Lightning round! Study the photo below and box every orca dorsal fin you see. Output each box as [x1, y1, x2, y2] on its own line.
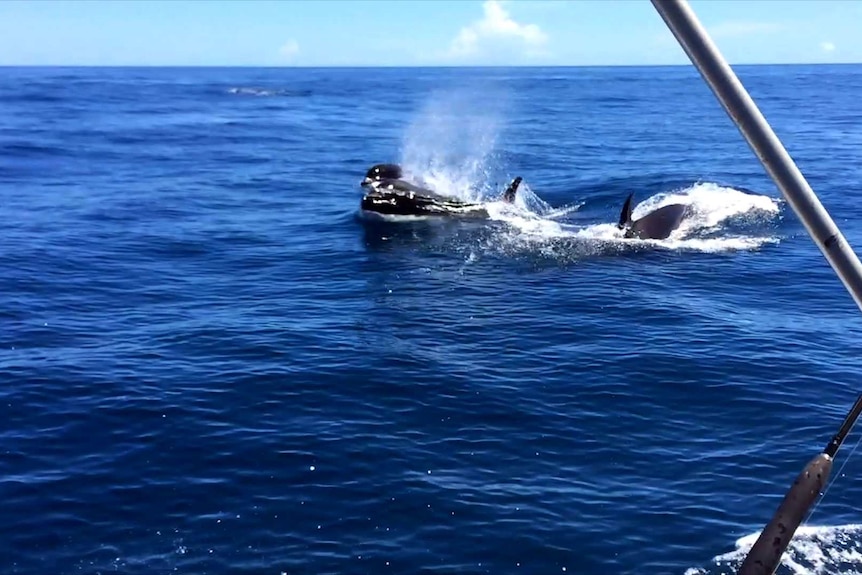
[618, 192, 635, 229]
[502, 176, 522, 203]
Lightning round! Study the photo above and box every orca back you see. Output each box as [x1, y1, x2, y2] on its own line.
[630, 203, 688, 240]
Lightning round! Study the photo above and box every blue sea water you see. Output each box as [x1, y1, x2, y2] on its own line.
[2, 64, 862, 575]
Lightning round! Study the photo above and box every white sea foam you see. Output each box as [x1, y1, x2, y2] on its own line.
[685, 523, 862, 575]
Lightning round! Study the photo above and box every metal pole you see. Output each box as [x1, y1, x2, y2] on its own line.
[650, 0, 862, 314]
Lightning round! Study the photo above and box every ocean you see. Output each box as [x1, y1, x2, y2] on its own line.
[2, 64, 862, 575]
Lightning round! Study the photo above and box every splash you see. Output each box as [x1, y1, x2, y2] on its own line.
[485, 181, 782, 256]
[685, 524, 862, 575]
[385, 94, 780, 257]
[398, 88, 509, 202]
[632, 182, 781, 236]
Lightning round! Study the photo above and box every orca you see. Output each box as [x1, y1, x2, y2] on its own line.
[617, 192, 689, 240]
[359, 163, 522, 219]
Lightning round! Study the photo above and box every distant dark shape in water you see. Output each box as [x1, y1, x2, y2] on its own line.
[359, 163, 522, 219]
[617, 192, 689, 240]
[227, 86, 312, 97]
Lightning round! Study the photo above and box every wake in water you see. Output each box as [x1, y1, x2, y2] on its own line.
[685, 524, 862, 575]
[468, 181, 782, 261]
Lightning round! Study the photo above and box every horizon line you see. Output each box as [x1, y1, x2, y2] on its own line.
[0, 62, 859, 69]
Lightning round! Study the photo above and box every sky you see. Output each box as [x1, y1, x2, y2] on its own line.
[0, 0, 860, 67]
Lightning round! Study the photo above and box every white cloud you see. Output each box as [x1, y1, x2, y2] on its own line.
[448, 0, 548, 60]
[279, 39, 299, 61]
[821, 41, 836, 53]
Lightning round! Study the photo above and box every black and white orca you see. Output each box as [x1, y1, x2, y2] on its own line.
[617, 192, 689, 240]
[359, 163, 522, 218]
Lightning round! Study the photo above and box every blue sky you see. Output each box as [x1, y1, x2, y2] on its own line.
[0, 0, 859, 67]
